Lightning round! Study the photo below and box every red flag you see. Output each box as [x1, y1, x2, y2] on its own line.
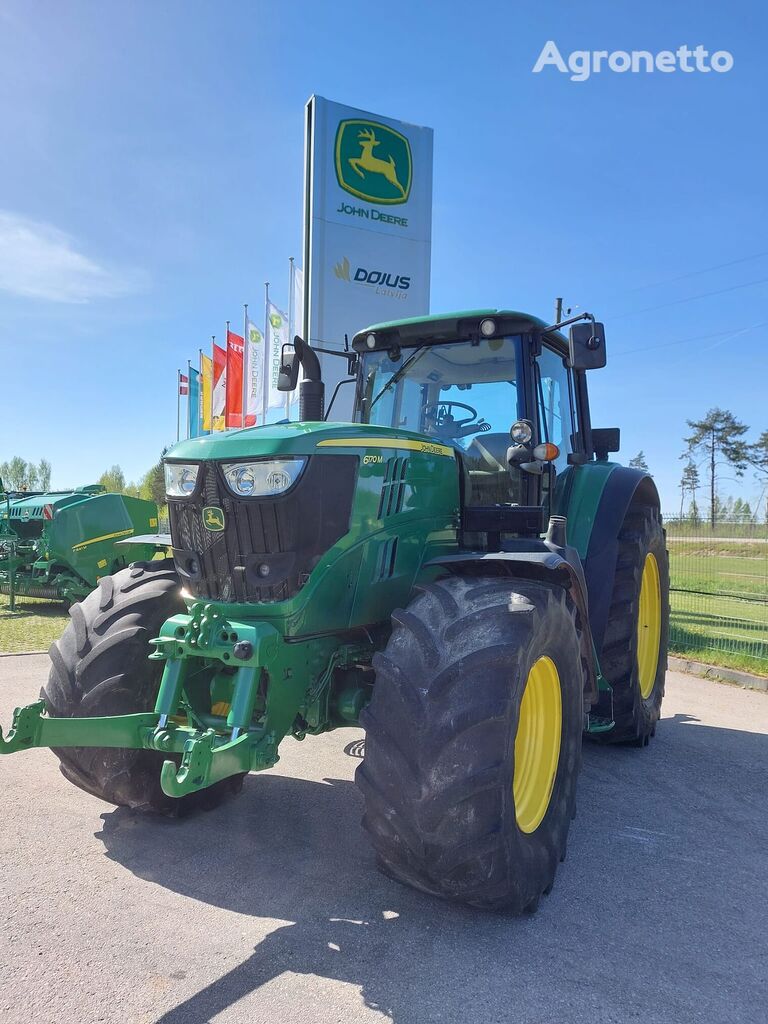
[226, 330, 244, 429]
[178, 372, 189, 396]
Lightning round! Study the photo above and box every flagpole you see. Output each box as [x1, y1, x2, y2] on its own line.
[176, 369, 181, 442]
[286, 258, 295, 420]
[199, 348, 204, 434]
[186, 359, 191, 439]
[211, 335, 216, 430]
[225, 321, 230, 431]
[262, 282, 270, 424]
[242, 303, 248, 429]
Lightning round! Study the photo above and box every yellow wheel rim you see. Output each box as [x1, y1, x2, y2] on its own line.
[637, 552, 662, 699]
[513, 656, 562, 834]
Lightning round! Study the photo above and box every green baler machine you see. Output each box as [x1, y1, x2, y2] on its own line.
[0, 485, 159, 605]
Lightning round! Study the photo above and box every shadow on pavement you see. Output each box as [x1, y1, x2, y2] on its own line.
[95, 711, 768, 1024]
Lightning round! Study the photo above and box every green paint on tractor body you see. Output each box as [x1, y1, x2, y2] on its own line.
[0, 487, 159, 605]
[1, 426, 462, 794]
[1, 309, 661, 808]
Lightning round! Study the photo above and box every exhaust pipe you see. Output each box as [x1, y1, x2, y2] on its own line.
[294, 335, 325, 421]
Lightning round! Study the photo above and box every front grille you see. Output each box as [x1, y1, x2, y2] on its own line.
[168, 455, 358, 602]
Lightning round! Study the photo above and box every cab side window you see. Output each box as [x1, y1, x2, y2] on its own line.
[537, 345, 576, 474]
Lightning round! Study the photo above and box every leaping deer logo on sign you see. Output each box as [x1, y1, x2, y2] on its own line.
[348, 128, 406, 198]
[334, 119, 412, 205]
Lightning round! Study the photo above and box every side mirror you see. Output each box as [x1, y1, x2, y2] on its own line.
[592, 427, 621, 461]
[568, 321, 606, 370]
[277, 344, 300, 392]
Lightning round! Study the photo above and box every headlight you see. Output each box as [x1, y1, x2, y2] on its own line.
[164, 463, 200, 497]
[510, 420, 533, 444]
[221, 459, 306, 497]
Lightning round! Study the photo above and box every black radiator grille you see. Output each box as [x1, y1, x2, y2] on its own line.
[168, 455, 357, 602]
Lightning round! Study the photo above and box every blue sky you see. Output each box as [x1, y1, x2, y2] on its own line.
[0, 0, 766, 514]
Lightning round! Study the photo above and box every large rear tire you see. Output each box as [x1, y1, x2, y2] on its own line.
[43, 559, 244, 815]
[600, 505, 669, 744]
[356, 576, 585, 912]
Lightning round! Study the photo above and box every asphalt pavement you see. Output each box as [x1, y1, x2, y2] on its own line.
[0, 655, 766, 1024]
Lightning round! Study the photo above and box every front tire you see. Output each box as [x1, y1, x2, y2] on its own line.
[43, 559, 244, 815]
[357, 576, 585, 912]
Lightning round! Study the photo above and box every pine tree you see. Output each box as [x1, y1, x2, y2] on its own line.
[749, 430, 768, 477]
[689, 495, 700, 526]
[679, 459, 700, 518]
[683, 409, 749, 529]
[629, 451, 649, 472]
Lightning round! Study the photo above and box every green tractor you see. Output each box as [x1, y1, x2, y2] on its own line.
[0, 309, 668, 912]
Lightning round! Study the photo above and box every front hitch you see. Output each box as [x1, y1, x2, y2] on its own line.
[155, 728, 277, 798]
[0, 699, 280, 797]
[0, 609, 284, 798]
[0, 701, 158, 754]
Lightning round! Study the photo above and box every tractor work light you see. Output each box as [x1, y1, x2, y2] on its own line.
[164, 463, 200, 497]
[366, 333, 377, 349]
[479, 318, 497, 338]
[221, 459, 306, 498]
[510, 420, 533, 444]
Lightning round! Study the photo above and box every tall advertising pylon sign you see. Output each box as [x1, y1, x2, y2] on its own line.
[303, 96, 433, 417]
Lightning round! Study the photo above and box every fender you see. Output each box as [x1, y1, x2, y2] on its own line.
[116, 533, 172, 549]
[557, 463, 660, 658]
[426, 545, 598, 705]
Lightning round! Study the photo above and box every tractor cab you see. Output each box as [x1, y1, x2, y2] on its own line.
[347, 309, 607, 542]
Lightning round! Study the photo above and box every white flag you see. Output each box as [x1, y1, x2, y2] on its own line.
[287, 265, 304, 417]
[292, 265, 304, 339]
[265, 301, 290, 415]
[244, 319, 264, 426]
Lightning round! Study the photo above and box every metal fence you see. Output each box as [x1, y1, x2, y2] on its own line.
[666, 515, 768, 670]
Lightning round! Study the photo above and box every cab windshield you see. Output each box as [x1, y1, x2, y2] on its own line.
[358, 335, 523, 506]
[359, 335, 521, 448]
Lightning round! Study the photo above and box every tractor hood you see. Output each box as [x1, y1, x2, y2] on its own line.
[163, 420, 458, 607]
[166, 421, 456, 462]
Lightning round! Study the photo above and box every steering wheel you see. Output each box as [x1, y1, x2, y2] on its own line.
[434, 400, 478, 428]
[427, 401, 489, 440]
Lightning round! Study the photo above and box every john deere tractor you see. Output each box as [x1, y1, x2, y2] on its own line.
[0, 310, 668, 912]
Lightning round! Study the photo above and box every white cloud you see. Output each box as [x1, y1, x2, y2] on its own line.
[0, 210, 147, 303]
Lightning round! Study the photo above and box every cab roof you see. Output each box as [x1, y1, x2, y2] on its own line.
[351, 309, 568, 352]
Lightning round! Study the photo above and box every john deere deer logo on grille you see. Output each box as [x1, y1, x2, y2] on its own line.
[202, 506, 225, 532]
[335, 120, 412, 205]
